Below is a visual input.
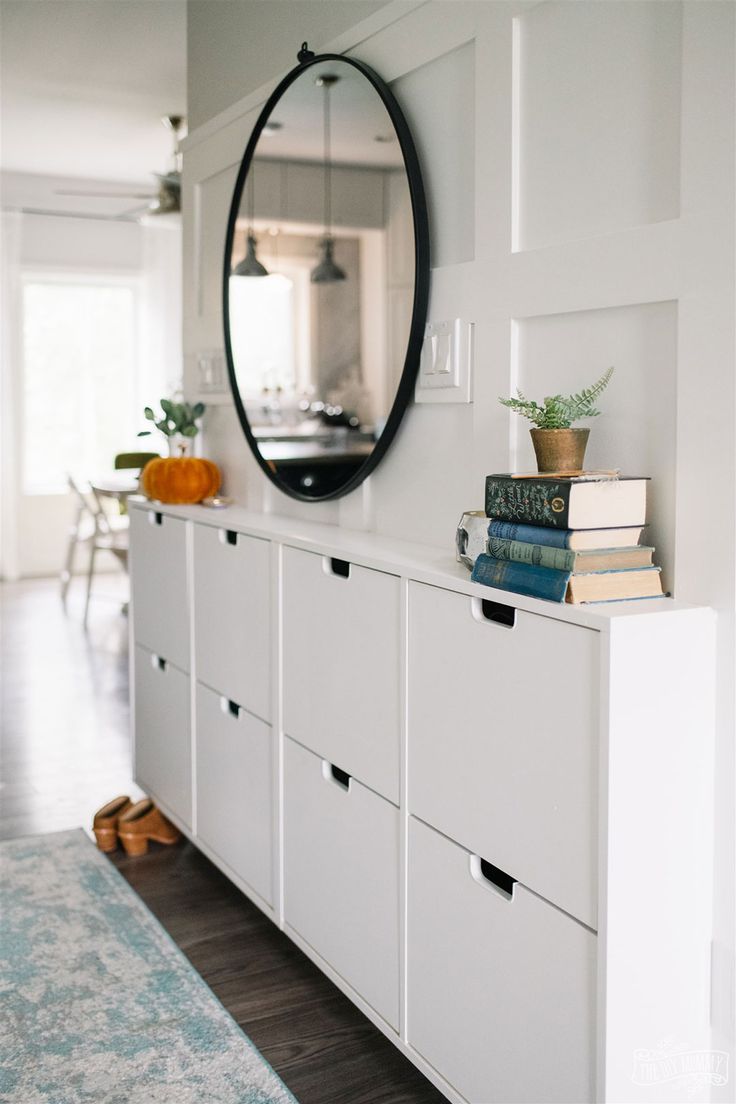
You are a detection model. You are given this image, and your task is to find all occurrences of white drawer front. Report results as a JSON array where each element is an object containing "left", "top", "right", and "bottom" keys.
[
  {"left": 130, "top": 509, "right": 189, "bottom": 672},
  {"left": 196, "top": 684, "right": 273, "bottom": 905},
  {"left": 193, "top": 524, "right": 271, "bottom": 722},
  {"left": 407, "top": 817, "right": 596, "bottom": 1104},
  {"left": 134, "top": 644, "right": 191, "bottom": 828},
  {"left": 282, "top": 546, "right": 400, "bottom": 804},
  {"left": 408, "top": 582, "right": 599, "bottom": 928},
  {"left": 283, "top": 736, "right": 400, "bottom": 1029}
]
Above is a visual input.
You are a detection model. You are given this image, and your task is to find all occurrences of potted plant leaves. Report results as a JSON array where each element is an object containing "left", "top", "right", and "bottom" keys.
[
  {"left": 138, "top": 398, "right": 206, "bottom": 456},
  {"left": 499, "top": 367, "right": 614, "bottom": 472}
]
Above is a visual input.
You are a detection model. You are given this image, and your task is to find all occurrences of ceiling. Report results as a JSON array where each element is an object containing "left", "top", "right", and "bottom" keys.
[{"left": 0, "top": 0, "right": 186, "bottom": 211}]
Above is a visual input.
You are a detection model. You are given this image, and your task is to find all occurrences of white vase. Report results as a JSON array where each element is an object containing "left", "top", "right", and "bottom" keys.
[{"left": 167, "top": 435, "right": 192, "bottom": 458}]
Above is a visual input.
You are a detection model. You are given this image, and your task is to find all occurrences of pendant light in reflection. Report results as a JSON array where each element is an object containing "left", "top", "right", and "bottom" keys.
[
  {"left": 311, "top": 74, "right": 346, "bottom": 284},
  {"left": 233, "top": 167, "right": 269, "bottom": 277}
]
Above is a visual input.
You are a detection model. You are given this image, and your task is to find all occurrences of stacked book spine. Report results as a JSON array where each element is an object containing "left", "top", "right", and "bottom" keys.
[{"left": 457, "top": 473, "right": 664, "bottom": 604}]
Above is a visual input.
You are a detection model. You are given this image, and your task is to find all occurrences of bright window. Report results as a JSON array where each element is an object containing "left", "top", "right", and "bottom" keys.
[
  {"left": 228, "top": 261, "right": 312, "bottom": 397},
  {"left": 22, "top": 277, "right": 139, "bottom": 494}
]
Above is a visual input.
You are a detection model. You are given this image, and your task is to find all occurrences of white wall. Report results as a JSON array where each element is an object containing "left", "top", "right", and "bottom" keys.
[
  {"left": 186, "top": 0, "right": 391, "bottom": 130},
  {"left": 183, "top": 0, "right": 735, "bottom": 1086}
]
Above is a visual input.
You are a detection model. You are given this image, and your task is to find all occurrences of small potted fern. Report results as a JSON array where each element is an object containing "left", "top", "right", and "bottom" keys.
[{"left": 499, "top": 368, "right": 614, "bottom": 472}]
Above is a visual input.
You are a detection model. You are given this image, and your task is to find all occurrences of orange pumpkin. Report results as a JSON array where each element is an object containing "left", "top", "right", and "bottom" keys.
[{"left": 142, "top": 456, "right": 221, "bottom": 504}]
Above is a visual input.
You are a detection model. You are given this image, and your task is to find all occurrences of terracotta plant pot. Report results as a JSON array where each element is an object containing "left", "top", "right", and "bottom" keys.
[{"left": 530, "top": 428, "right": 589, "bottom": 473}]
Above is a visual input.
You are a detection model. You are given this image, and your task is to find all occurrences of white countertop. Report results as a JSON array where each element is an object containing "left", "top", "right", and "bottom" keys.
[{"left": 129, "top": 496, "right": 709, "bottom": 632}]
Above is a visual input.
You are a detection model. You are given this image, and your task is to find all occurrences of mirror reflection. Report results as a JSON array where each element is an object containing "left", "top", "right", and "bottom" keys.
[{"left": 226, "top": 57, "right": 418, "bottom": 499}]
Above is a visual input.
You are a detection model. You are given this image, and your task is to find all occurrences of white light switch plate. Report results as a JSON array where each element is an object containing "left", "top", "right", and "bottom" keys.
[
  {"left": 415, "top": 319, "right": 473, "bottom": 403},
  {"left": 197, "top": 349, "right": 227, "bottom": 393}
]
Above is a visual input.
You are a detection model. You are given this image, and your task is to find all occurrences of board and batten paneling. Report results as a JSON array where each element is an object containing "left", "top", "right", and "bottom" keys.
[
  {"left": 391, "top": 38, "right": 476, "bottom": 269},
  {"left": 515, "top": 0, "right": 682, "bottom": 251},
  {"left": 513, "top": 300, "right": 678, "bottom": 592},
  {"left": 181, "top": 1, "right": 731, "bottom": 588}
]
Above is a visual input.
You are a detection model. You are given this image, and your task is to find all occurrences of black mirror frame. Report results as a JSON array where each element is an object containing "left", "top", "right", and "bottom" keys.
[{"left": 222, "top": 47, "right": 430, "bottom": 503}]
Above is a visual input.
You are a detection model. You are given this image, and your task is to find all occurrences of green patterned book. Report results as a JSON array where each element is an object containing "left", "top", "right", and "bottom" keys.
[
  {"left": 488, "top": 537, "right": 654, "bottom": 573},
  {"left": 485, "top": 473, "right": 648, "bottom": 530}
]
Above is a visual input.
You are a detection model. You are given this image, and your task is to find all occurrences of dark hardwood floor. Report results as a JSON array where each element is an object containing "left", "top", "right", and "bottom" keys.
[{"left": 0, "top": 577, "right": 445, "bottom": 1104}]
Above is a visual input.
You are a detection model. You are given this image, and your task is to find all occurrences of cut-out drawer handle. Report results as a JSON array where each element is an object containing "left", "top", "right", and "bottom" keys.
[
  {"left": 147, "top": 510, "right": 163, "bottom": 526},
  {"left": 220, "top": 696, "right": 241, "bottom": 718},
  {"left": 151, "top": 654, "right": 167, "bottom": 672},
  {"left": 469, "top": 854, "right": 516, "bottom": 900},
  {"left": 218, "top": 529, "right": 238, "bottom": 546},
  {"left": 472, "top": 596, "right": 516, "bottom": 629},
  {"left": 321, "top": 759, "right": 351, "bottom": 791},
  {"left": 323, "top": 556, "right": 350, "bottom": 579}
]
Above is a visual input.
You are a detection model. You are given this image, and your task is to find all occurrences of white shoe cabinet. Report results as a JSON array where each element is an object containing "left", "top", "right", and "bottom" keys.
[{"left": 129, "top": 500, "right": 716, "bottom": 1104}]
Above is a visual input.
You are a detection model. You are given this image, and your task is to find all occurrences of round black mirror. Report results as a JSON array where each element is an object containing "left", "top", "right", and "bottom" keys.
[{"left": 223, "top": 47, "right": 429, "bottom": 501}]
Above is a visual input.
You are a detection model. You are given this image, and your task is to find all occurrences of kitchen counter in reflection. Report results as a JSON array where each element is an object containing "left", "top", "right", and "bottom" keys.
[
  {"left": 251, "top": 425, "right": 376, "bottom": 493},
  {"left": 257, "top": 439, "right": 374, "bottom": 466}
]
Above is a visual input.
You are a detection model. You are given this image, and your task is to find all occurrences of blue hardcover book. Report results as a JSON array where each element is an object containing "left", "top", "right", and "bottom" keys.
[
  {"left": 488, "top": 519, "right": 645, "bottom": 551},
  {"left": 489, "top": 520, "right": 571, "bottom": 548},
  {"left": 470, "top": 552, "right": 571, "bottom": 603}
]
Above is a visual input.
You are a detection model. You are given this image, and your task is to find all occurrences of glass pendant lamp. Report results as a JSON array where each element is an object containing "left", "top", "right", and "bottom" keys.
[
  {"left": 311, "top": 74, "right": 346, "bottom": 284},
  {"left": 233, "top": 169, "right": 269, "bottom": 277}
]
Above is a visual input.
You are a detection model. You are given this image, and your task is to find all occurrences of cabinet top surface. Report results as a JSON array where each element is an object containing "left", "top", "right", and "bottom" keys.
[{"left": 129, "top": 498, "right": 710, "bottom": 633}]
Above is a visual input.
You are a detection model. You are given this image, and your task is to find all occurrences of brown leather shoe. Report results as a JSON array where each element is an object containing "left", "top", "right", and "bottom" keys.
[
  {"left": 92, "top": 795, "right": 132, "bottom": 852},
  {"left": 117, "top": 798, "right": 181, "bottom": 856}
]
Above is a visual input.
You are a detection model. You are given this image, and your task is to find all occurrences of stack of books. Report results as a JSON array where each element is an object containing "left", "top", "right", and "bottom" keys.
[{"left": 457, "top": 472, "right": 664, "bottom": 604}]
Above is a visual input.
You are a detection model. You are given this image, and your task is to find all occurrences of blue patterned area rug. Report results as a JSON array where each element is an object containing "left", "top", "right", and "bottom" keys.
[{"left": 0, "top": 829, "right": 298, "bottom": 1104}]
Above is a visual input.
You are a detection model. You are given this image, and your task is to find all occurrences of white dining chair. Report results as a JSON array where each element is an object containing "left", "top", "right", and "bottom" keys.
[{"left": 61, "top": 475, "right": 129, "bottom": 625}]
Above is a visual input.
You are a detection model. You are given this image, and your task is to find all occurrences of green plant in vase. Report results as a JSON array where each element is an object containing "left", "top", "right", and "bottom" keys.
[
  {"left": 138, "top": 398, "right": 206, "bottom": 456},
  {"left": 137, "top": 397, "right": 221, "bottom": 504},
  {"left": 499, "top": 367, "right": 613, "bottom": 472}
]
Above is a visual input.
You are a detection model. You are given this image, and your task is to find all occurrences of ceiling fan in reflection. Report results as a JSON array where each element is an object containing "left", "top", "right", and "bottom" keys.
[{"left": 55, "top": 115, "right": 185, "bottom": 220}]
